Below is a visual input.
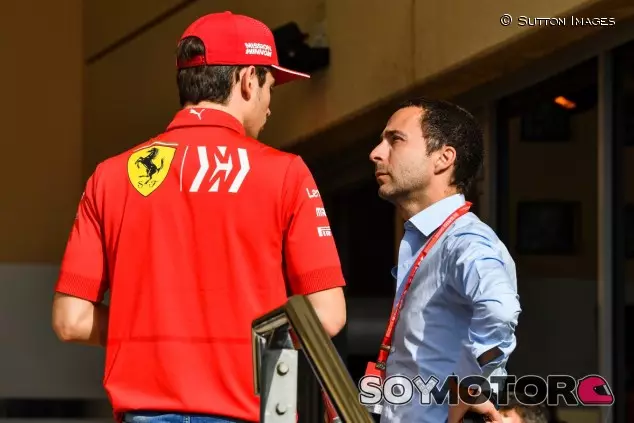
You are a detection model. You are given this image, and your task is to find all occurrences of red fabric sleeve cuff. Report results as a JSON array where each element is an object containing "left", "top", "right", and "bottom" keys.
[
  {"left": 55, "top": 270, "right": 106, "bottom": 303},
  {"left": 290, "top": 266, "right": 346, "bottom": 296}
]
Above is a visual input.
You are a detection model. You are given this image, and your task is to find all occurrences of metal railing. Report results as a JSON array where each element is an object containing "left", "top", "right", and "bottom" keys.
[{"left": 252, "top": 295, "right": 374, "bottom": 423}]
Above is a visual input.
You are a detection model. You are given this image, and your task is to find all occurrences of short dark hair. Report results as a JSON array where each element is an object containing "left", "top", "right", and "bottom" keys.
[
  {"left": 176, "top": 36, "right": 270, "bottom": 106},
  {"left": 499, "top": 392, "right": 551, "bottom": 423},
  {"left": 398, "top": 97, "right": 484, "bottom": 194}
]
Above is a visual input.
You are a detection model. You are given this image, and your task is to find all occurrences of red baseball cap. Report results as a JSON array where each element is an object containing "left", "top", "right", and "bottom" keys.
[{"left": 177, "top": 11, "right": 310, "bottom": 85}]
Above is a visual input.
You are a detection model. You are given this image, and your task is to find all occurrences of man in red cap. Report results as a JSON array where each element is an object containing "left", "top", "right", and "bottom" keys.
[{"left": 51, "top": 11, "right": 347, "bottom": 423}]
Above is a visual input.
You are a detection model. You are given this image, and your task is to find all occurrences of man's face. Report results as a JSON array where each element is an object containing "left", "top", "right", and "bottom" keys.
[
  {"left": 369, "top": 106, "right": 435, "bottom": 202},
  {"left": 243, "top": 70, "right": 274, "bottom": 139}
]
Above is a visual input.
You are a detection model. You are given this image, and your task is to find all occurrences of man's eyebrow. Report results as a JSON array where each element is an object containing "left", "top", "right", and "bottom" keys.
[{"left": 381, "top": 129, "right": 407, "bottom": 139}]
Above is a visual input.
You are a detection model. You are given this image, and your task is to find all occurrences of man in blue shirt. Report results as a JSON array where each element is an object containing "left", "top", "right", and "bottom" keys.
[{"left": 369, "top": 98, "right": 521, "bottom": 423}]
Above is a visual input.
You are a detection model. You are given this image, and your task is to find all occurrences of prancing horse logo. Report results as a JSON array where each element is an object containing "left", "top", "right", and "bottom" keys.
[
  {"left": 135, "top": 147, "right": 163, "bottom": 187},
  {"left": 127, "top": 143, "right": 177, "bottom": 197}
]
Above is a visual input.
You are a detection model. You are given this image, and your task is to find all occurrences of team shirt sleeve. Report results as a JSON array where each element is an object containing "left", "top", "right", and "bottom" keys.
[
  {"left": 54, "top": 167, "right": 108, "bottom": 303},
  {"left": 281, "top": 156, "right": 346, "bottom": 295}
]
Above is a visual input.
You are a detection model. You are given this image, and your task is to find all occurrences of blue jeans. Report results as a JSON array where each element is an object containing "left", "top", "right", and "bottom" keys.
[{"left": 122, "top": 411, "right": 248, "bottom": 423}]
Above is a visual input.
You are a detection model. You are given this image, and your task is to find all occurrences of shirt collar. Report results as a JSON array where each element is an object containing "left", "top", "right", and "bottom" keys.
[
  {"left": 166, "top": 108, "right": 246, "bottom": 136},
  {"left": 405, "top": 193, "right": 466, "bottom": 236}
]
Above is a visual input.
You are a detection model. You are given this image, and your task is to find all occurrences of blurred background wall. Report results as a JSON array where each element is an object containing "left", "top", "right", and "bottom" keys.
[
  {"left": 0, "top": 1, "right": 110, "bottom": 421},
  {"left": 2, "top": 0, "right": 634, "bottom": 422}
]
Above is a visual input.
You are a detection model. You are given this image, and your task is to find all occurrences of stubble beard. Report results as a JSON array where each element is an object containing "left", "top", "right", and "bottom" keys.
[
  {"left": 377, "top": 174, "right": 427, "bottom": 207},
  {"left": 377, "top": 181, "right": 406, "bottom": 204}
]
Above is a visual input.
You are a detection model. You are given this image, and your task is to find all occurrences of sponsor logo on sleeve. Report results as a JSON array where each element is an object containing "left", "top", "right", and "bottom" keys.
[
  {"left": 306, "top": 188, "right": 321, "bottom": 199},
  {"left": 317, "top": 226, "right": 332, "bottom": 237}
]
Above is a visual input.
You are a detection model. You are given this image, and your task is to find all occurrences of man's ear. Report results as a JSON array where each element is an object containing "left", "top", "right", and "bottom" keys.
[
  {"left": 239, "top": 66, "right": 257, "bottom": 101},
  {"left": 434, "top": 145, "right": 456, "bottom": 174}
]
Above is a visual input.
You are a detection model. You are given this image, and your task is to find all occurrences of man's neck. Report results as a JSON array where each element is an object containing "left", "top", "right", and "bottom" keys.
[
  {"left": 396, "top": 186, "right": 459, "bottom": 221},
  {"left": 184, "top": 101, "right": 245, "bottom": 126}
]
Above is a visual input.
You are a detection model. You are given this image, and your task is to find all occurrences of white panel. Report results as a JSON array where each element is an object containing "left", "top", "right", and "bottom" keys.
[{"left": 0, "top": 264, "right": 106, "bottom": 399}]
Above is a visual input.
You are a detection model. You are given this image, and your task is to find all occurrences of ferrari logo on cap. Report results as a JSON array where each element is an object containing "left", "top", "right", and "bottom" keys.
[{"left": 127, "top": 143, "right": 177, "bottom": 196}]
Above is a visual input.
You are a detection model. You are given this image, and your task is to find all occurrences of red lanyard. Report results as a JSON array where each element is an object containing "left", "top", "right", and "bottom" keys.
[{"left": 374, "top": 202, "right": 472, "bottom": 370}]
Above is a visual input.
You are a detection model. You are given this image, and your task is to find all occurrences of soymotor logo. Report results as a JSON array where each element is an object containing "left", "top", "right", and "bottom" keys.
[{"left": 359, "top": 374, "right": 614, "bottom": 409}]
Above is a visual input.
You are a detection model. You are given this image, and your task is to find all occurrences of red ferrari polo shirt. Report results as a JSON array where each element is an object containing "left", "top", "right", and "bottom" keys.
[{"left": 55, "top": 108, "right": 346, "bottom": 422}]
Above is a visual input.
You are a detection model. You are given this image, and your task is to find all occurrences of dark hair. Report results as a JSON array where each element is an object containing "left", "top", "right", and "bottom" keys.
[
  {"left": 398, "top": 97, "right": 484, "bottom": 194},
  {"left": 176, "top": 37, "right": 270, "bottom": 106},
  {"left": 499, "top": 392, "right": 552, "bottom": 423}
]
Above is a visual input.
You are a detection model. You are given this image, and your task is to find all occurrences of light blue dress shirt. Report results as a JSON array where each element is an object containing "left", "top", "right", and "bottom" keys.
[{"left": 380, "top": 194, "right": 521, "bottom": 423}]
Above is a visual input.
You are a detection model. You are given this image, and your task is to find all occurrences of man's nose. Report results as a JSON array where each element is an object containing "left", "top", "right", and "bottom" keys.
[{"left": 369, "top": 142, "right": 386, "bottom": 163}]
